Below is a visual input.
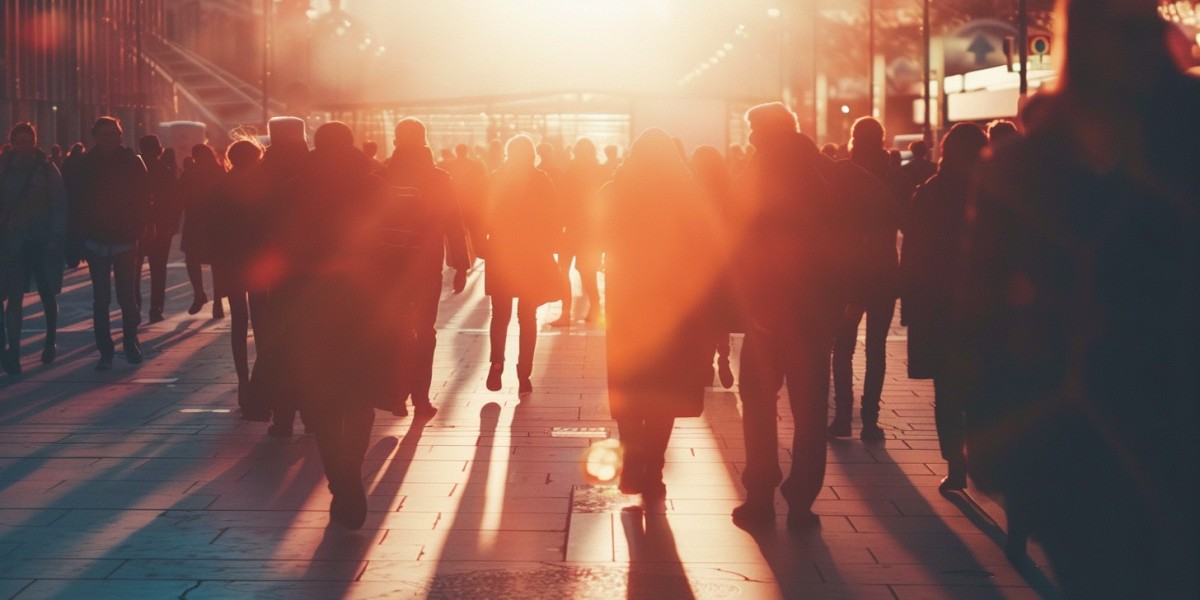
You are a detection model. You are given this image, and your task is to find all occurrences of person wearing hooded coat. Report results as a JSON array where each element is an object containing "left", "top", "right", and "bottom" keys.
[
  {"left": 600, "top": 128, "right": 721, "bottom": 502},
  {"left": 262, "top": 121, "right": 390, "bottom": 529}
]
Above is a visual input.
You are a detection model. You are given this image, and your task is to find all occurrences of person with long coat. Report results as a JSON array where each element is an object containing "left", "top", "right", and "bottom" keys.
[
  {"left": 601, "top": 128, "right": 721, "bottom": 501},
  {"left": 899, "top": 123, "right": 988, "bottom": 492},
  {"left": 957, "top": 0, "right": 1199, "bottom": 595},
  {"left": 482, "top": 134, "right": 559, "bottom": 396},
  {"left": 0, "top": 123, "right": 68, "bottom": 374},
  {"left": 179, "top": 144, "right": 226, "bottom": 319}
]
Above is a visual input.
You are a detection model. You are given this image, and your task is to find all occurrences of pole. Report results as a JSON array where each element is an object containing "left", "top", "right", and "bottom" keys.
[
  {"left": 922, "top": 0, "right": 932, "bottom": 147},
  {"left": 262, "top": 0, "right": 271, "bottom": 127},
  {"left": 1018, "top": 0, "right": 1029, "bottom": 97}
]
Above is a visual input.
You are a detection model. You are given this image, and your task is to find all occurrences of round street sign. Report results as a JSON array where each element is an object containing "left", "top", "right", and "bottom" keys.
[{"left": 1030, "top": 34, "right": 1051, "bottom": 55}]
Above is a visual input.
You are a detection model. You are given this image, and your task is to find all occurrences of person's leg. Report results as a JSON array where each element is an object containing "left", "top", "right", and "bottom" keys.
[
  {"left": 1, "top": 273, "right": 23, "bottom": 373},
  {"left": 411, "top": 276, "right": 442, "bottom": 414},
  {"left": 147, "top": 234, "right": 171, "bottom": 320},
  {"left": 552, "top": 253, "right": 573, "bottom": 325},
  {"left": 515, "top": 297, "right": 538, "bottom": 393},
  {"left": 487, "top": 295, "right": 512, "bottom": 391},
  {"left": 113, "top": 249, "right": 142, "bottom": 362},
  {"left": 734, "top": 332, "right": 785, "bottom": 525},
  {"left": 244, "top": 291, "right": 274, "bottom": 420},
  {"left": 781, "top": 334, "right": 833, "bottom": 528},
  {"left": 616, "top": 414, "right": 645, "bottom": 494},
  {"left": 35, "top": 281, "right": 58, "bottom": 365},
  {"left": 86, "top": 251, "right": 116, "bottom": 361},
  {"left": 829, "top": 307, "right": 863, "bottom": 435},
  {"left": 639, "top": 416, "right": 676, "bottom": 498},
  {"left": 579, "top": 265, "right": 601, "bottom": 322},
  {"left": 933, "top": 376, "right": 967, "bottom": 489},
  {"left": 716, "top": 333, "right": 734, "bottom": 389},
  {"left": 860, "top": 297, "right": 896, "bottom": 439},
  {"left": 227, "top": 286, "right": 250, "bottom": 388},
  {"left": 186, "top": 255, "right": 207, "bottom": 314}
]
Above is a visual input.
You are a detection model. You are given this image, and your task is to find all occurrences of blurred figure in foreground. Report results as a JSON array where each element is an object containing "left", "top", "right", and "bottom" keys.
[
  {"left": 601, "top": 128, "right": 720, "bottom": 504},
  {"left": 958, "top": 0, "right": 1199, "bottom": 596},
  {"left": 0, "top": 123, "right": 67, "bottom": 374}
]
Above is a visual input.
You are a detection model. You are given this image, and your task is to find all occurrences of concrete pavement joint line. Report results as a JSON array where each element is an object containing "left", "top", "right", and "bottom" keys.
[
  {"left": 177, "top": 580, "right": 202, "bottom": 600},
  {"left": 710, "top": 567, "right": 769, "bottom": 583}
]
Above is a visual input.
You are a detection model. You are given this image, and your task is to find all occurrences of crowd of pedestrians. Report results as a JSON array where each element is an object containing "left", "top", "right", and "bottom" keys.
[{"left": 0, "top": 1, "right": 1194, "bottom": 595}]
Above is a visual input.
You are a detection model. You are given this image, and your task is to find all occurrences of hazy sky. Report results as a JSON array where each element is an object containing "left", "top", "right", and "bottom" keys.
[{"left": 312, "top": 0, "right": 777, "bottom": 100}]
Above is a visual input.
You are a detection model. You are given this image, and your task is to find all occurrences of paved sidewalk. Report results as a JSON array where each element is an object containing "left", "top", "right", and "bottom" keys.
[{"left": 0, "top": 259, "right": 1060, "bottom": 599}]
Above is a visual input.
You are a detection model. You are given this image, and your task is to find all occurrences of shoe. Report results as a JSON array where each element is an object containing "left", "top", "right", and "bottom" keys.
[
  {"left": 518, "top": 377, "right": 533, "bottom": 396},
  {"left": 332, "top": 484, "right": 368, "bottom": 530},
  {"left": 732, "top": 496, "right": 775, "bottom": 528},
  {"left": 939, "top": 459, "right": 968, "bottom": 492},
  {"left": 860, "top": 422, "right": 885, "bottom": 441},
  {"left": 124, "top": 343, "right": 143, "bottom": 364},
  {"left": 618, "top": 460, "right": 644, "bottom": 495},
  {"left": 148, "top": 310, "right": 164, "bottom": 324},
  {"left": 212, "top": 301, "right": 224, "bottom": 320},
  {"left": 550, "top": 316, "right": 571, "bottom": 327},
  {"left": 96, "top": 354, "right": 114, "bottom": 371},
  {"left": 413, "top": 401, "right": 438, "bottom": 420},
  {"left": 827, "top": 416, "right": 852, "bottom": 438},
  {"left": 41, "top": 344, "right": 56, "bottom": 365},
  {"left": 187, "top": 293, "right": 208, "bottom": 315},
  {"left": 717, "top": 359, "right": 734, "bottom": 389},
  {"left": 391, "top": 401, "right": 409, "bottom": 418},
  {"left": 786, "top": 510, "right": 821, "bottom": 532},
  {"left": 486, "top": 363, "right": 503, "bottom": 391}
]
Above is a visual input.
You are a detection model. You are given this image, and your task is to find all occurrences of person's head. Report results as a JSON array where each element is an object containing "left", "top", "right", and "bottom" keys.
[
  {"left": 439, "top": 147, "right": 454, "bottom": 163},
  {"left": 49, "top": 145, "right": 62, "bottom": 158},
  {"left": 362, "top": 140, "right": 378, "bottom": 160},
  {"left": 314, "top": 121, "right": 355, "bottom": 151},
  {"left": 570, "top": 138, "right": 595, "bottom": 164},
  {"left": 454, "top": 143, "right": 470, "bottom": 158},
  {"left": 226, "top": 140, "right": 263, "bottom": 170},
  {"left": 691, "top": 144, "right": 728, "bottom": 181},
  {"left": 504, "top": 134, "right": 536, "bottom": 168},
  {"left": 190, "top": 143, "right": 221, "bottom": 169},
  {"left": 908, "top": 140, "right": 929, "bottom": 160},
  {"left": 604, "top": 144, "right": 619, "bottom": 161},
  {"left": 938, "top": 123, "right": 988, "bottom": 174},
  {"left": 849, "top": 116, "right": 885, "bottom": 154},
  {"left": 8, "top": 122, "right": 37, "bottom": 156},
  {"left": 986, "top": 120, "right": 1020, "bottom": 145},
  {"left": 889, "top": 149, "right": 902, "bottom": 168},
  {"left": 745, "top": 102, "right": 798, "bottom": 151},
  {"left": 536, "top": 142, "right": 556, "bottom": 164},
  {"left": 138, "top": 135, "right": 163, "bottom": 160},
  {"left": 392, "top": 118, "right": 428, "bottom": 151},
  {"left": 820, "top": 143, "right": 839, "bottom": 158},
  {"left": 626, "top": 128, "right": 684, "bottom": 172},
  {"left": 68, "top": 142, "right": 85, "bottom": 157},
  {"left": 1057, "top": 0, "right": 1174, "bottom": 103},
  {"left": 91, "top": 116, "right": 123, "bottom": 151}
]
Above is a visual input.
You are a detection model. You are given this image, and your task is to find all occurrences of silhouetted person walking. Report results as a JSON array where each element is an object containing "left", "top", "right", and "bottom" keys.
[
  {"left": 0, "top": 123, "right": 67, "bottom": 374},
  {"left": 958, "top": 1, "right": 1200, "bottom": 596},
  {"left": 68, "top": 117, "right": 150, "bottom": 371},
  {"left": 552, "top": 137, "right": 606, "bottom": 326},
  {"left": 380, "top": 118, "right": 471, "bottom": 418},
  {"left": 483, "top": 135, "right": 559, "bottom": 396},
  {"left": 728, "top": 103, "right": 846, "bottom": 531},
  {"left": 444, "top": 143, "right": 489, "bottom": 261},
  {"left": 602, "top": 128, "right": 720, "bottom": 504},
  {"left": 829, "top": 116, "right": 903, "bottom": 441},
  {"left": 898, "top": 140, "right": 936, "bottom": 196},
  {"left": 265, "top": 122, "right": 390, "bottom": 529},
  {"left": 136, "top": 135, "right": 182, "bottom": 323},
  {"left": 690, "top": 144, "right": 735, "bottom": 389},
  {"left": 899, "top": 123, "right": 987, "bottom": 492},
  {"left": 179, "top": 144, "right": 226, "bottom": 319}
]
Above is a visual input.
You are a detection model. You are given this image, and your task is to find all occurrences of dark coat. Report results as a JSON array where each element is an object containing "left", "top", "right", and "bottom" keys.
[
  {"left": 600, "top": 141, "right": 718, "bottom": 420},
  {"left": 67, "top": 145, "right": 149, "bottom": 246},
  {"left": 899, "top": 170, "right": 970, "bottom": 379},
  {"left": 838, "top": 148, "right": 905, "bottom": 302},
  {"left": 0, "top": 149, "right": 67, "bottom": 295},
  {"left": 482, "top": 165, "right": 559, "bottom": 303},
  {"left": 382, "top": 148, "right": 472, "bottom": 282},
  {"left": 179, "top": 161, "right": 225, "bottom": 261},
  {"left": 145, "top": 153, "right": 182, "bottom": 236}
]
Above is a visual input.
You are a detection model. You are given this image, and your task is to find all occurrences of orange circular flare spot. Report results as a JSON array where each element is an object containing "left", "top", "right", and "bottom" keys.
[{"left": 583, "top": 439, "right": 622, "bottom": 484}]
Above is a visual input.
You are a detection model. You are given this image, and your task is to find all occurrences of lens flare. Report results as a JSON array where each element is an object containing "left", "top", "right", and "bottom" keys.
[{"left": 583, "top": 439, "right": 622, "bottom": 484}]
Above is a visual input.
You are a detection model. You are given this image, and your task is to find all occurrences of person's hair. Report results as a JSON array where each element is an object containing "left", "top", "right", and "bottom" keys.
[
  {"left": 938, "top": 123, "right": 988, "bottom": 174},
  {"left": 908, "top": 140, "right": 929, "bottom": 158},
  {"left": 986, "top": 120, "right": 1020, "bottom": 144},
  {"left": 91, "top": 116, "right": 121, "bottom": 135},
  {"left": 8, "top": 122, "right": 36, "bottom": 143},
  {"left": 504, "top": 134, "right": 536, "bottom": 168},
  {"left": 604, "top": 144, "right": 619, "bottom": 159},
  {"left": 745, "top": 102, "right": 798, "bottom": 136},
  {"left": 191, "top": 143, "right": 224, "bottom": 170},
  {"left": 820, "top": 142, "right": 838, "bottom": 157},
  {"left": 572, "top": 138, "right": 596, "bottom": 163},
  {"left": 314, "top": 121, "right": 354, "bottom": 149},
  {"left": 67, "top": 142, "right": 85, "bottom": 157},
  {"left": 226, "top": 140, "right": 263, "bottom": 169},
  {"left": 536, "top": 142, "right": 555, "bottom": 160},
  {"left": 849, "top": 117, "right": 885, "bottom": 153}
]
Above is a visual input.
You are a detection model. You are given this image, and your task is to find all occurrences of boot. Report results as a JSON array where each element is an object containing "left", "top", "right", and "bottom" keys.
[
  {"left": 860, "top": 401, "right": 884, "bottom": 441},
  {"left": 939, "top": 456, "right": 968, "bottom": 492},
  {"left": 828, "top": 404, "right": 852, "bottom": 438},
  {"left": 486, "top": 362, "right": 503, "bottom": 391},
  {"left": 517, "top": 363, "right": 533, "bottom": 396}
]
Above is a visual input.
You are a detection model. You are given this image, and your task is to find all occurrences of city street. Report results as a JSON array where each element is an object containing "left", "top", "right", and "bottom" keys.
[{"left": 0, "top": 258, "right": 1060, "bottom": 599}]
